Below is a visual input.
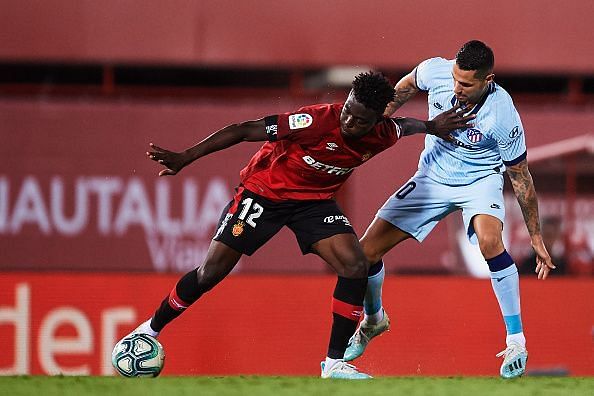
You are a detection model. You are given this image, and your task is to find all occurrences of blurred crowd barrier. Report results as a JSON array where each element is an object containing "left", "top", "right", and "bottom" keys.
[
  {"left": 1, "top": 99, "right": 593, "bottom": 275},
  {"left": 1, "top": 273, "right": 592, "bottom": 376}
]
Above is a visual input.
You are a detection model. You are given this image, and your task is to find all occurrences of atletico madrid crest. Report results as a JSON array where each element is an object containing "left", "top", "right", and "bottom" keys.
[
  {"left": 466, "top": 128, "right": 483, "bottom": 143},
  {"left": 232, "top": 221, "right": 245, "bottom": 237}
]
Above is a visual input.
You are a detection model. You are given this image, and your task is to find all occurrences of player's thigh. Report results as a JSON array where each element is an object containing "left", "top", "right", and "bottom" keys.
[
  {"left": 212, "top": 188, "right": 288, "bottom": 256},
  {"left": 360, "top": 216, "right": 412, "bottom": 264},
  {"left": 287, "top": 199, "right": 356, "bottom": 256},
  {"left": 459, "top": 174, "right": 505, "bottom": 246},
  {"left": 377, "top": 174, "right": 455, "bottom": 242}
]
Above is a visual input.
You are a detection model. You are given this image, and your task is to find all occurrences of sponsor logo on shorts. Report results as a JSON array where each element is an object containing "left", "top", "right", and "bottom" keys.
[
  {"left": 326, "top": 142, "right": 339, "bottom": 151},
  {"left": 288, "top": 113, "right": 313, "bottom": 130},
  {"left": 490, "top": 203, "right": 501, "bottom": 209},
  {"left": 433, "top": 102, "right": 443, "bottom": 110},
  {"left": 232, "top": 220, "right": 245, "bottom": 237},
  {"left": 302, "top": 155, "right": 354, "bottom": 175},
  {"left": 323, "top": 215, "right": 351, "bottom": 226}
]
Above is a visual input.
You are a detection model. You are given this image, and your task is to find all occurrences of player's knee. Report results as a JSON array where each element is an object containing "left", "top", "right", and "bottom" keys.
[
  {"left": 339, "top": 257, "right": 369, "bottom": 279},
  {"left": 362, "top": 246, "right": 382, "bottom": 266},
  {"left": 477, "top": 233, "right": 504, "bottom": 258}
]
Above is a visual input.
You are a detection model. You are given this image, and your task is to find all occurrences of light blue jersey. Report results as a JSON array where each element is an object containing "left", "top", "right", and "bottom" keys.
[{"left": 415, "top": 57, "right": 527, "bottom": 186}]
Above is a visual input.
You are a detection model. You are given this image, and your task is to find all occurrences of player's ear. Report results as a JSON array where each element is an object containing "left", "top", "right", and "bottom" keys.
[{"left": 485, "top": 73, "right": 495, "bottom": 83}]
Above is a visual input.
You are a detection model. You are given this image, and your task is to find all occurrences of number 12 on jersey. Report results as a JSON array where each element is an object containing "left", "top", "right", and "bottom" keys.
[{"left": 238, "top": 197, "right": 264, "bottom": 227}]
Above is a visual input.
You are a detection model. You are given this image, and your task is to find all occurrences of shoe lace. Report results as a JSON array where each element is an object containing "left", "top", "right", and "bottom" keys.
[
  {"left": 335, "top": 361, "right": 360, "bottom": 374},
  {"left": 495, "top": 346, "right": 512, "bottom": 358},
  {"left": 349, "top": 326, "right": 370, "bottom": 345},
  {"left": 496, "top": 343, "right": 523, "bottom": 359}
]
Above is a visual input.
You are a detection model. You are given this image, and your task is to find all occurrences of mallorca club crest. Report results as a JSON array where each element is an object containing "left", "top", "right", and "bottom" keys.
[
  {"left": 361, "top": 152, "right": 372, "bottom": 161},
  {"left": 466, "top": 128, "right": 483, "bottom": 143},
  {"left": 232, "top": 220, "right": 245, "bottom": 237}
]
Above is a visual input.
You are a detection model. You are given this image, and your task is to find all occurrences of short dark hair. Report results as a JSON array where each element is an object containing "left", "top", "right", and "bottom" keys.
[
  {"left": 352, "top": 71, "right": 395, "bottom": 115},
  {"left": 455, "top": 40, "right": 494, "bottom": 79}
]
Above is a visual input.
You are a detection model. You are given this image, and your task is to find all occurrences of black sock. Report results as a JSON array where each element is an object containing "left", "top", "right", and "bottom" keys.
[
  {"left": 150, "top": 269, "right": 202, "bottom": 332},
  {"left": 327, "top": 276, "right": 367, "bottom": 359},
  {"left": 368, "top": 260, "right": 384, "bottom": 277}
]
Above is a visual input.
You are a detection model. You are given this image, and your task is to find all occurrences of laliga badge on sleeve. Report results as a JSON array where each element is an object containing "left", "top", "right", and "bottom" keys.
[{"left": 289, "top": 113, "right": 313, "bottom": 130}]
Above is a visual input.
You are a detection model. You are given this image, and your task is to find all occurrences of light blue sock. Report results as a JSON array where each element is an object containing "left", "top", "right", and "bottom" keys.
[
  {"left": 364, "top": 261, "right": 385, "bottom": 316},
  {"left": 487, "top": 251, "right": 523, "bottom": 335}
]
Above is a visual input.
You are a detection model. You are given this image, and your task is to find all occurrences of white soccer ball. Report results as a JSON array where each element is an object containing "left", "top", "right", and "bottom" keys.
[{"left": 112, "top": 333, "right": 165, "bottom": 377}]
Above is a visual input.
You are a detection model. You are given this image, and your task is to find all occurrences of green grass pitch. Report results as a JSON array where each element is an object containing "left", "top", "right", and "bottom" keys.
[{"left": 1, "top": 376, "right": 593, "bottom": 396}]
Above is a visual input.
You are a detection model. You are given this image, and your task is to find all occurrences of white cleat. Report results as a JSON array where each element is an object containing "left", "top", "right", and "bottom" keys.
[
  {"left": 344, "top": 309, "right": 390, "bottom": 361},
  {"left": 320, "top": 360, "right": 372, "bottom": 379},
  {"left": 496, "top": 342, "right": 528, "bottom": 379}
]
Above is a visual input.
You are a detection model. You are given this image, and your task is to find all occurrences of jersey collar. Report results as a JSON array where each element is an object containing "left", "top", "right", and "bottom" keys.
[{"left": 450, "top": 82, "right": 496, "bottom": 116}]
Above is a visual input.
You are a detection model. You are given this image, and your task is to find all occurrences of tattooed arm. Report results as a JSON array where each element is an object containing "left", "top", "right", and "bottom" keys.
[
  {"left": 506, "top": 159, "right": 556, "bottom": 279},
  {"left": 384, "top": 69, "right": 419, "bottom": 117}
]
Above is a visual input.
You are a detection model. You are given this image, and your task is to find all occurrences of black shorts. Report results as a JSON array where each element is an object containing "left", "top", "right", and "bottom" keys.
[{"left": 213, "top": 187, "right": 355, "bottom": 255}]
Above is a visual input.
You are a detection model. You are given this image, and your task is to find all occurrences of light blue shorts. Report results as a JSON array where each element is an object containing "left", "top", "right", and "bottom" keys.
[{"left": 377, "top": 172, "right": 505, "bottom": 244}]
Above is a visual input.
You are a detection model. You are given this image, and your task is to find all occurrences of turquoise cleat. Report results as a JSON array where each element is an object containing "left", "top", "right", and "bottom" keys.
[
  {"left": 496, "top": 342, "right": 528, "bottom": 379},
  {"left": 344, "top": 309, "right": 390, "bottom": 361},
  {"left": 320, "top": 360, "right": 372, "bottom": 379}
]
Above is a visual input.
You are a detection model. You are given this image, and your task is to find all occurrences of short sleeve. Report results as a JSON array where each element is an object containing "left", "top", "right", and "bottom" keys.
[
  {"left": 492, "top": 102, "right": 527, "bottom": 165},
  {"left": 263, "top": 110, "right": 316, "bottom": 141},
  {"left": 415, "top": 57, "right": 449, "bottom": 91},
  {"left": 264, "top": 115, "right": 279, "bottom": 141},
  {"left": 270, "top": 104, "right": 337, "bottom": 141}
]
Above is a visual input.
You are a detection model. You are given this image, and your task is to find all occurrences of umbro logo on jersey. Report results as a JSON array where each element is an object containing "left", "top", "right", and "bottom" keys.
[
  {"left": 433, "top": 102, "right": 443, "bottom": 110},
  {"left": 326, "top": 142, "right": 339, "bottom": 151},
  {"left": 490, "top": 203, "right": 501, "bottom": 209}
]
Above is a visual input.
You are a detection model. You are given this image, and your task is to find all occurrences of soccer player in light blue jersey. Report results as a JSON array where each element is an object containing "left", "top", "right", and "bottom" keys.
[{"left": 345, "top": 40, "right": 556, "bottom": 379}]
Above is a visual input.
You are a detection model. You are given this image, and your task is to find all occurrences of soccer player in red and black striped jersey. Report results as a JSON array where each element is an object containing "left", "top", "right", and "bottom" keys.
[{"left": 125, "top": 72, "right": 472, "bottom": 379}]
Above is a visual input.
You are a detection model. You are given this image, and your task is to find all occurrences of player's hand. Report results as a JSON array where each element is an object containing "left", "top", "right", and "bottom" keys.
[
  {"left": 146, "top": 143, "right": 187, "bottom": 176},
  {"left": 426, "top": 103, "right": 475, "bottom": 141},
  {"left": 532, "top": 238, "right": 556, "bottom": 280}
]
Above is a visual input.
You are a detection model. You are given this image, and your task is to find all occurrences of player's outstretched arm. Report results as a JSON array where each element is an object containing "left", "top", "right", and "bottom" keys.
[
  {"left": 147, "top": 119, "right": 268, "bottom": 176},
  {"left": 506, "top": 159, "right": 556, "bottom": 279},
  {"left": 384, "top": 70, "right": 419, "bottom": 117},
  {"left": 395, "top": 103, "right": 475, "bottom": 139}
]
